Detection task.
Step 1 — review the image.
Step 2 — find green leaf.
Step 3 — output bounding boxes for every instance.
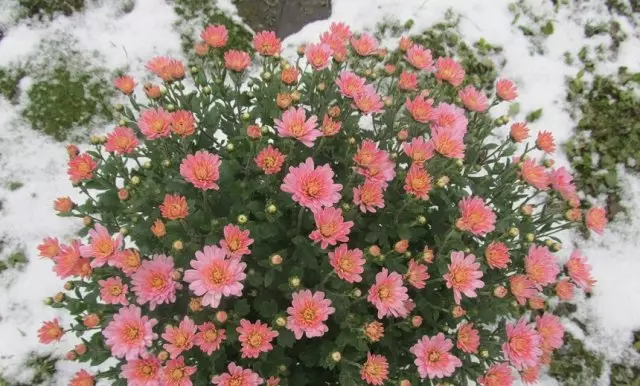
[526,108,543,122]
[277,329,295,348]
[233,299,250,317]
[541,21,554,36]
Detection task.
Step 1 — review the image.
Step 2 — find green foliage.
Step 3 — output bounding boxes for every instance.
[0,249,28,274]
[5,181,24,191]
[15,0,85,21]
[0,67,26,103]
[549,333,605,385]
[525,108,543,122]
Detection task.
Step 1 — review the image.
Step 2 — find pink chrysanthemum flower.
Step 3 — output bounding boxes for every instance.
[525,245,560,287]
[566,250,596,291]
[171,110,196,138]
[329,22,352,41]
[444,251,485,304]
[99,276,129,305]
[69,370,94,386]
[405,260,429,289]
[122,357,162,386]
[335,71,366,98]
[305,43,332,70]
[353,180,385,213]
[212,363,263,386]
[275,107,321,147]
[585,207,607,235]
[114,75,136,95]
[404,44,434,70]
[237,319,279,358]
[410,333,463,379]
[520,365,540,384]
[485,241,511,269]
[80,223,123,267]
[367,268,410,319]
[286,289,335,339]
[435,57,465,86]
[161,357,196,386]
[430,102,468,133]
[138,108,172,140]
[266,377,280,386]
[38,318,63,344]
[160,194,189,220]
[510,122,529,142]
[354,84,384,114]
[201,25,228,48]
[405,94,434,123]
[255,145,286,174]
[194,322,226,355]
[457,323,480,354]
[431,126,466,159]
[354,139,381,168]
[103,305,158,360]
[320,31,347,57]
[550,167,577,200]
[459,85,489,112]
[253,31,281,56]
[477,363,515,386]
[184,245,246,308]
[67,153,97,183]
[105,126,139,155]
[351,33,379,56]
[502,318,543,370]
[281,157,342,210]
[329,244,365,283]
[404,164,433,200]
[398,71,418,91]
[509,274,538,305]
[555,278,575,301]
[162,317,197,359]
[536,313,564,352]
[53,240,84,279]
[536,131,556,153]
[131,254,179,310]
[360,352,389,385]
[496,78,518,101]
[38,237,60,258]
[220,224,254,259]
[357,149,396,186]
[309,207,354,249]
[145,56,173,81]
[403,137,435,164]
[321,115,342,136]
[114,248,141,276]
[520,158,550,190]
[224,50,251,72]
[455,196,496,236]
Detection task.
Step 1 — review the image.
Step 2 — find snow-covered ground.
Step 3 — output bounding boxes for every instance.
[0,0,639,384]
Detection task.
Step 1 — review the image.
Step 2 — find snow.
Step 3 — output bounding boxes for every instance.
[0,0,639,384]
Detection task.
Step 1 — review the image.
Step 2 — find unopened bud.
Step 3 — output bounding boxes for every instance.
[166,104,176,112]
[171,269,182,281]
[216,311,228,323]
[521,204,533,216]
[261,71,272,81]
[162,159,171,168]
[348,137,356,145]
[270,254,283,265]
[543,159,555,168]
[278,364,287,373]
[54,292,65,303]
[119,227,128,235]
[226,143,235,152]
[508,227,519,237]
[494,285,508,298]
[394,239,409,254]
[64,281,74,291]
[341,203,351,211]
[384,96,393,106]
[118,119,127,126]
[66,351,77,360]
[158,351,169,361]
[480,350,489,358]
[275,316,287,327]
[143,161,152,169]
[74,344,87,356]
[237,214,248,224]
[289,276,301,288]
[455,159,464,168]
[83,216,92,226]
[118,188,129,201]
[203,86,212,95]
[44,297,53,305]
[331,351,342,362]
[172,240,184,251]
[317,82,326,91]
[551,242,562,252]
[411,316,423,327]
[525,233,535,242]
[131,176,141,185]
[417,215,427,225]
[291,91,301,102]
[397,129,409,141]
[266,204,277,214]
[352,288,362,297]
[114,103,124,112]
[544,239,554,247]
[189,297,202,312]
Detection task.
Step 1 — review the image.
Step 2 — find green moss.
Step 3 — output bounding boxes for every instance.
[549,333,605,385]
[15,0,85,21]
[6,181,24,191]
[0,249,27,274]
[0,68,26,103]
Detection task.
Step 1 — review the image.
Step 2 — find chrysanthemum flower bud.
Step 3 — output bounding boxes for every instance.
[544,239,554,247]
[422,247,434,263]
[117,188,129,201]
[369,245,381,257]
[82,216,92,226]
[291,91,301,102]
[404,251,412,258]
[119,227,128,235]
[74,343,87,356]
[266,204,277,214]
[160,159,170,168]
[328,351,342,363]
[551,242,562,252]
[508,227,519,237]
[297,45,305,55]
[328,106,341,118]
[260,71,272,81]
[455,159,464,168]
[397,129,409,141]
[394,239,409,254]
[83,314,100,328]
[151,219,166,237]
[215,311,228,323]
[203,86,212,95]
[317,82,326,91]
[66,144,79,158]
[341,203,351,211]
[171,269,182,281]
[400,380,411,386]
[348,137,356,145]
[520,204,533,216]
[158,351,169,361]
[352,288,362,298]
[66,351,77,360]
[261,126,270,135]
[289,276,301,288]
[226,143,235,152]
[377,254,386,262]
[166,104,176,112]
[54,197,74,213]
[275,316,286,327]
[237,214,248,224]
[565,208,582,222]
[411,316,423,327]
[278,364,287,373]
[63,281,74,291]
[452,306,466,318]
[463,248,471,254]
[511,300,519,308]
[276,93,292,109]
[493,285,508,298]
[44,297,53,305]
[131,176,141,185]
[114,103,124,112]
[54,292,65,303]
[90,135,101,144]
[189,297,202,312]
[480,350,489,358]
[525,233,535,242]
[270,254,282,265]
[417,215,427,225]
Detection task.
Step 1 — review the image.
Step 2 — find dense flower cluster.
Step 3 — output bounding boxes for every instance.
[38,23,605,386]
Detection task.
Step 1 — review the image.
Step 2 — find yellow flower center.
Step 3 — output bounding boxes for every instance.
[228,237,241,251]
[210,267,225,285]
[301,307,316,322]
[174,332,188,347]
[151,275,165,289]
[141,364,153,376]
[151,119,165,133]
[170,368,184,380]
[109,285,123,296]
[247,331,263,348]
[319,222,337,237]
[428,350,440,363]
[338,257,354,272]
[377,285,390,301]
[304,179,321,198]
[125,326,140,341]
[204,329,218,342]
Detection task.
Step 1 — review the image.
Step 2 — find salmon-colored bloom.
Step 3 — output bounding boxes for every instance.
[138,108,172,140]
[162,317,197,359]
[444,251,485,304]
[122,357,162,385]
[161,357,196,386]
[276,93,292,109]
[405,94,434,123]
[305,43,332,70]
[585,207,607,235]
[54,196,74,213]
[368,268,410,319]
[67,153,97,184]
[145,57,173,81]
[194,322,226,355]
[485,241,511,269]
[115,248,141,275]
[53,240,85,279]
[405,260,429,289]
[496,78,518,101]
[398,71,418,91]
[509,274,538,305]
[180,151,221,190]
[456,196,496,236]
[309,207,353,249]
[246,125,261,139]
[404,164,433,200]
[266,377,280,386]
[363,321,384,342]
[477,363,515,386]
[220,224,254,259]
[536,313,564,352]
[80,223,123,267]
[510,122,529,142]
[329,244,365,283]
[237,319,278,358]
[360,353,389,385]
[520,366,540,384]
[69,370,94,386]
[456,323,480,354]
[38,319,63,344]
[286,289,335,339]
[405,44,434,71]
[171,110,196,138]
[281,157,342,210]
[435,57,465,86]
[321,115,341,136]
[83,314,101,328]
[354,84,384,114]
[194,41,209,56]
[329,22,352,41]
[105,126,138,155]
[525,245,560,287]
[212,363,263,386]
[520,158,550,190]
[353,180,385,213]
[432,128,465,159]
[566,250,596,291]
[320,31,347,58]
[66,144,79,158]
[555,278,574,301]
[160,194,189,220]
[224,50,251,72]
[281,66,299,85]
[399,36,413,51]
[201,25,228,48]
[550,167,576,200]
[536,131,556,153]
[144,84,162,99]
[114,75,136,95]
[430,102,468,133]
[395,239,409,254]
[403,137,434,164]
[502,318,543,370]
[151,219,166,237]
[459,85,489,112]
[335,71,366,98]
[529,296,546,310]
[103,305,158,360]
[253,30,281,56]
[410,333,462,379]
[255,145,286,174]
[38,237,60,258]
[351,33,379,56]
[168,60,185,80]
[275,107,321,147]
[354,139,381,168]
[131,254,179,310]
[99,276,129,305]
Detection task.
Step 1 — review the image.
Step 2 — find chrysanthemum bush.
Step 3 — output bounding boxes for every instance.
[36,23,609,386]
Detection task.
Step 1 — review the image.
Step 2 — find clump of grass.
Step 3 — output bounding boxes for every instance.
[5,181,24,191]
[508,0,555,55]
[549,333,606,385]
[15,0,85,21]
[0,249,28,274]
[0,68,26,103]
